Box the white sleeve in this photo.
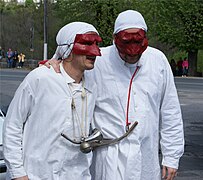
[160,54,184,169]
[3,77,34,179]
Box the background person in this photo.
[90,10,184,180]
[17,53,25,68]
[177,58,183,76]
[12,50,18,68]
[170,58,177,76]
[182,57,189,77]
[6,48,14,68]
[3,22,102,180]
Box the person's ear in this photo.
[64,53,73,62]
[113,34,116,41]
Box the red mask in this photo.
[72,34,102,56]
[114,29,148,56]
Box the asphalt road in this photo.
[175,77,203,180]
[0,69,30,111]
[0,69,203,179]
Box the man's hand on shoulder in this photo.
[162,166,178,180]
[39,59,61,73]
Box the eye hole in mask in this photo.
[116,29,146,44]
[74,34,102,45]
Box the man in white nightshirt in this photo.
[3,22,102,180]
[89,10,184,180]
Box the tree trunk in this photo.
[0,9,5,48]
[188,50,198,76]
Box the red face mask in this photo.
[72,34,102,56]
[114,29,148,56]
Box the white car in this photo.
[0,109,4,144]
[0,109,6,177]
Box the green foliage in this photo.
[145,0,203,52]
[1,0,202,73]
[197,50,203,72]
[55,0,95,25]
[54,0,147,46]
[92,0,149,46]
[171,51,187,62]
[0,0,5,9]
[54,0,117,46]
[138,0,203,75]
[93,0,119,46]
[25,0,35,7]
[0,0,40,58]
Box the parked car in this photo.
[0,109,6,175]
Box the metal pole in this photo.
[43,0,48,60]
[30,27,34,59]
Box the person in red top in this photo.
[182,57,189,77]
